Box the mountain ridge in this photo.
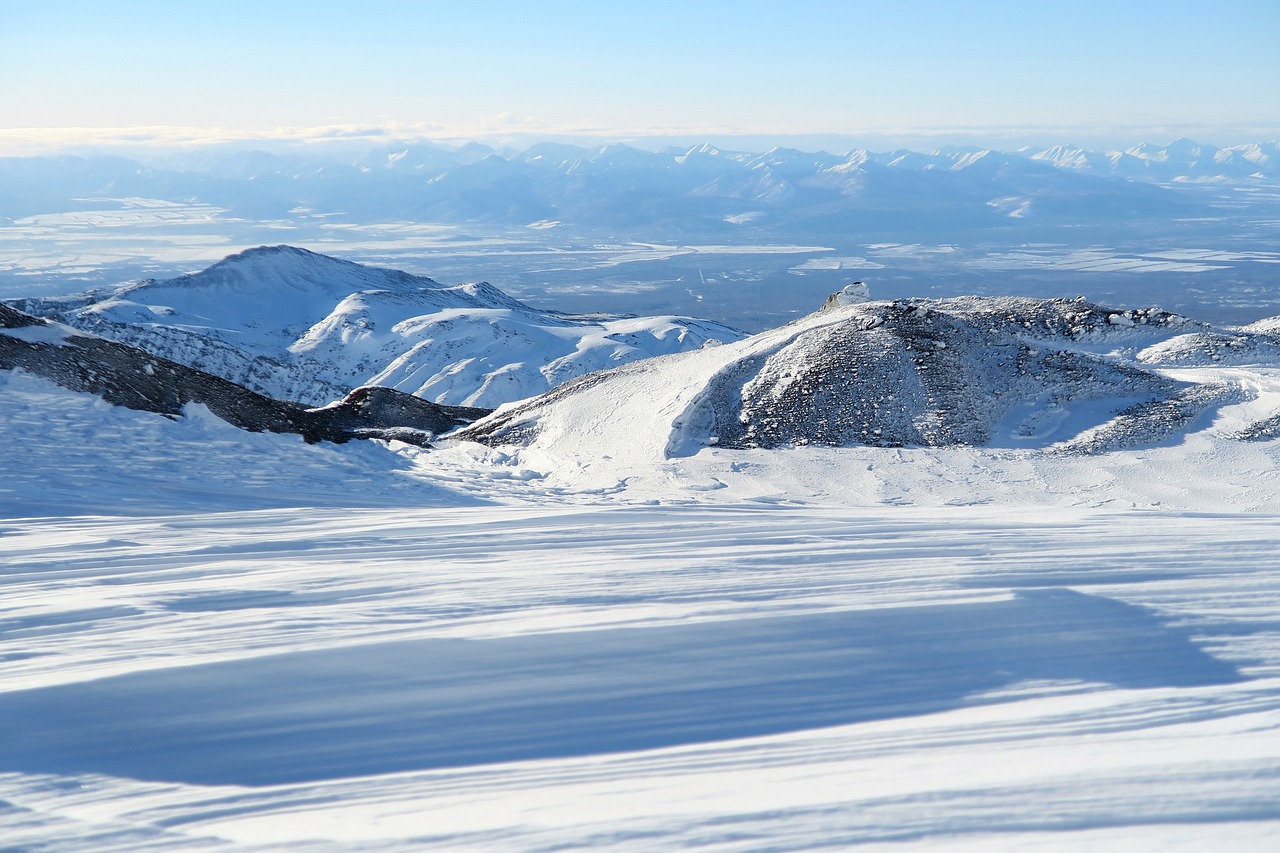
[9,249,1280,460]
[9,247,746,407]
[0,303,489,446]
[456,295,1256,458]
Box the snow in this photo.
[0,321,78,346]
[20,246,746,407]
[4,352,1280,850]
[458,296,1238,460]
[2,475,1280,847]
[0,370,472,518]
[6,258,1280,848]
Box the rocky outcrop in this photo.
[456,296,1238,456]
[0,305,488,446]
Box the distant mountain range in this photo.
[3,139,1275,238]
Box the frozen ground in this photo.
[3,366,1280,849]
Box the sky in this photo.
[2,0,1278,154]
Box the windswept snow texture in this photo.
[3,499,1280,849]
[5,262,1280,848]
[4,323,1280,848]
[13,245,745,407]
[460,296,1236,458]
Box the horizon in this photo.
[1,125,1276,161]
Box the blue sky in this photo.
[2,0,1277,152]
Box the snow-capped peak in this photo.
[18,248,748,409]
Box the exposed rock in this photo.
[1229,413,1280,442]
[310,386,491,440]
[1053,383,1246,454]
[9,246,746,408]
[0,306,489,447]
[820,281,871,311]
[457,296,1234,456]
[1138,330,1280,367]
[684,299,1186,450]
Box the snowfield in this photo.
[3,363,1280,850]
[4,247,1280,849]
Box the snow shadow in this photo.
[0,589,1242,786]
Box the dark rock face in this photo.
[704,301,1181,450]
[0,306,489,446]
[310,386,492,443]
[0,304,43,329]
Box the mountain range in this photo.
[5,142,1280,851]
[8,247,1280,459]
[0,302,489,447]
[4,138,1275,238]
[11,246,742,407]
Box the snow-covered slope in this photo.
[6,241,1280,849]
[1139,329,1280,367]
[4,361,1280,848]
[0,303,489,447]
[458,296,1239,460]
[0,370,474,517]
[1242,314,1280,335]
[12,246,745,407]
[6,272,1280,850]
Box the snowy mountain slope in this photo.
[94,244,465,341]
[1242,314,1280,335]
[4,285,1280,848]
[457,296,1240,460]
[12,246,745,407]
[1139,329,1280,367]
[0,370,477,518]
[1031,139,1280,183]
[0,304,489,447]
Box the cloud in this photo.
[0,119,736,156]
[1,119,1276,158]
[0,123,442,156]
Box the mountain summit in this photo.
[12,247,746,407]
[457,295,1245,458]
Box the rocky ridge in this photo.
[457,295,1252,456]
[0,304,488,447]
[10,246,745,408]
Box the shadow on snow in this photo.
[0,588,1242,786]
